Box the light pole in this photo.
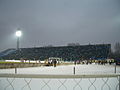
[16,30,22,50]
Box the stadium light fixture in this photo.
[16,29,22,50]
[16,30,22,37]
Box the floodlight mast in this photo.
[16,30,22,50]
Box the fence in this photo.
[0,74,120,90]
[0,64,120,75]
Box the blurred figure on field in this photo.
[53,60,57,67]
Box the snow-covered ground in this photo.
[0,64,120,90]
[0,64,120,74]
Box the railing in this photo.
[0,74,120,90]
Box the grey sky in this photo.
[0,0,120,52]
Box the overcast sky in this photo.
[0,0,120,52]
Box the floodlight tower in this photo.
[16,30,22,50]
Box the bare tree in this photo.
[114,42,120,54]
[114,42,120,59]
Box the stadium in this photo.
[1,43,120,90]
[0,44,111,61]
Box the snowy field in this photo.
[0,64,120,74]
[0,64,120,90]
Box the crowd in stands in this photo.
[74,59,115,65]
[1,44,111,61]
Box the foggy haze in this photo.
[0,0,120,51]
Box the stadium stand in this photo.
[0,44,111,61]
[0,49,16,57]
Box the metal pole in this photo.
[74,67,75,75]
[115,62,116,73]
[15,67,17,74]
[17,37,19,50]
[118,76,120,90]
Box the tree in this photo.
[114,42,120,59]
[114,42,120,54]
